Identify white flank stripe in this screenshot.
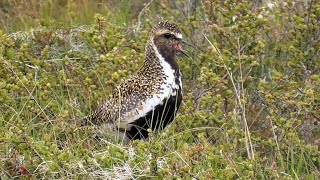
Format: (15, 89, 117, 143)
(123, 43, 179, 124)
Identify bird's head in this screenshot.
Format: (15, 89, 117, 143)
(150, 21, 187, 58)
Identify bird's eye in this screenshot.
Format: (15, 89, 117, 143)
(163, 33, 173, 39)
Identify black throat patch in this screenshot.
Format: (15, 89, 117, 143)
(153, 37, 180, 71)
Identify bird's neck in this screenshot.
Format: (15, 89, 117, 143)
(143, 41, 180, 73)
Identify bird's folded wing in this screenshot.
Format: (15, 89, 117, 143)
(89, 76, 162, 128)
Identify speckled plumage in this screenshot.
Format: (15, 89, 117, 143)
(91, 21, 184, 140)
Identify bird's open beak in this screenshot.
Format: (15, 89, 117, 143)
(182, 40, 194, 48)
(175, 40, 192, 58)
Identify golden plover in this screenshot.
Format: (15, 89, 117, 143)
(91, 21, 187, 140)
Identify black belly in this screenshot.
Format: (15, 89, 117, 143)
(126, 89, 182, 140)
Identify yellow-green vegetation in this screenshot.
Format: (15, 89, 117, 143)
(1, 0, 320, 179)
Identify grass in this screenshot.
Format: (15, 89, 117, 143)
(1, 0, 320, 179)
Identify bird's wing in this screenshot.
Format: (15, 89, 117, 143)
(115, 76, 163, 127)
(91, 75, 163, 130)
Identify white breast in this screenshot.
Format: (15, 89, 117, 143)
(122, 44, 180, 125)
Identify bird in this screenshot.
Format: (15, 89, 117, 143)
(90, 21, 187, 140)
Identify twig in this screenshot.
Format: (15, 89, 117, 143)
(134, 0, 155, 35)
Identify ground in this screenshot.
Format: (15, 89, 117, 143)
(0, 0, 319, 179)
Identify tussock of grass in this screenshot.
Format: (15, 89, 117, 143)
(1, 0, 320, 179)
